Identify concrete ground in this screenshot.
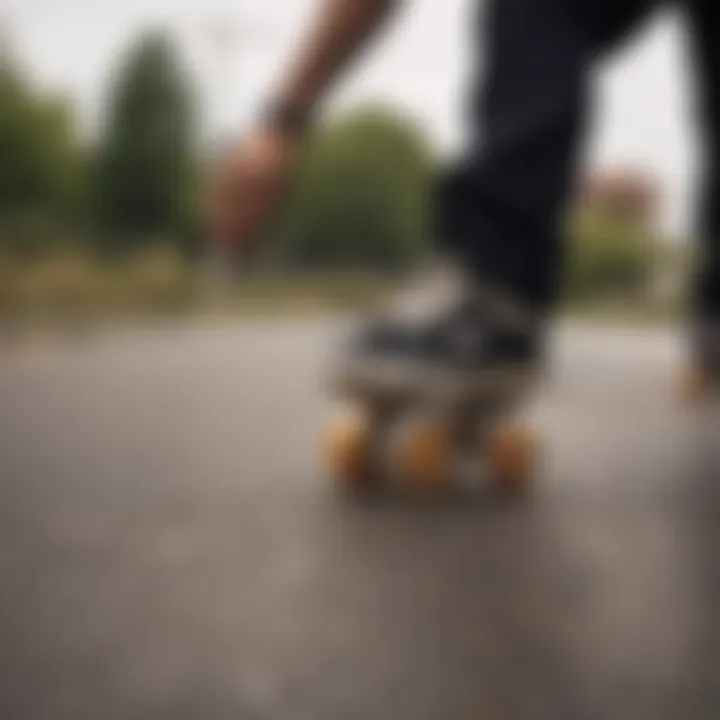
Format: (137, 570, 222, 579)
(0, 320, 717, 720)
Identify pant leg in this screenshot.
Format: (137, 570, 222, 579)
(686, 0, 720, 319)
(438, 0, 656, 311)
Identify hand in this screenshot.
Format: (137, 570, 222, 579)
(208, 125, 302, 259)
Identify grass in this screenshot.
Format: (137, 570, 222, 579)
(0, 249, 683, 333)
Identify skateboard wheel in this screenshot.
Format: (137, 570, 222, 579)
(485, 422, 538, 493)
(676, 366, 717, 404)
(325, 411, 375, 491)
(677, 367, 701, 404)
(396, 421, 453, 496)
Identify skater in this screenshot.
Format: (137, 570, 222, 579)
(209, 0, 720, 419)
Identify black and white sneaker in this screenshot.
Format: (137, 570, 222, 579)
(331, 262, 543, 404)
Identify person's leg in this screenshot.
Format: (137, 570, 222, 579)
(682, 0, 720, 386)
(438, 0, 656, 313)
(334, 0, 657, 399)
(686, 1, 720, 345)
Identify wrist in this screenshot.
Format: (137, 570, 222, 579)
(262, 100, 315, 138)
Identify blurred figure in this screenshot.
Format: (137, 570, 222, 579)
(209, 0, 720, 394)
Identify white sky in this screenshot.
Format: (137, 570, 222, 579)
(0, 0, 702, 236)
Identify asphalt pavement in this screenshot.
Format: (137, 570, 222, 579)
(0, 319, 717, 720)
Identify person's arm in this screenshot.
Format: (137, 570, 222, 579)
(209, 0, 400, 255)
(273, 0, 399, 119)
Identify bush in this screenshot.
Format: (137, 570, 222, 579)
(277, 106, 435, 269)
(0, 249, 19, 314)
(0, 244, 197, 319)
(118, 245, 196, 312)
(566, 210, 659, 303)
(12, 252, 109, 317)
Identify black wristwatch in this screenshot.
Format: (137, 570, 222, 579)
(263, 101, 315, 137)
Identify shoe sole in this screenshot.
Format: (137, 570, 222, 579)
(330, 356, 540, 406)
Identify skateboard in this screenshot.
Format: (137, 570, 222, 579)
(325, 365, 541, 496)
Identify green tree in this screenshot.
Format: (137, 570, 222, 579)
(94, 32, 198, 253)
(566, 209, 659, 302)
(277, 107, 435, 269)
(0, 60, 85, 254)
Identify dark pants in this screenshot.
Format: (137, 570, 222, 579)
(439, 0, 720, 317)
